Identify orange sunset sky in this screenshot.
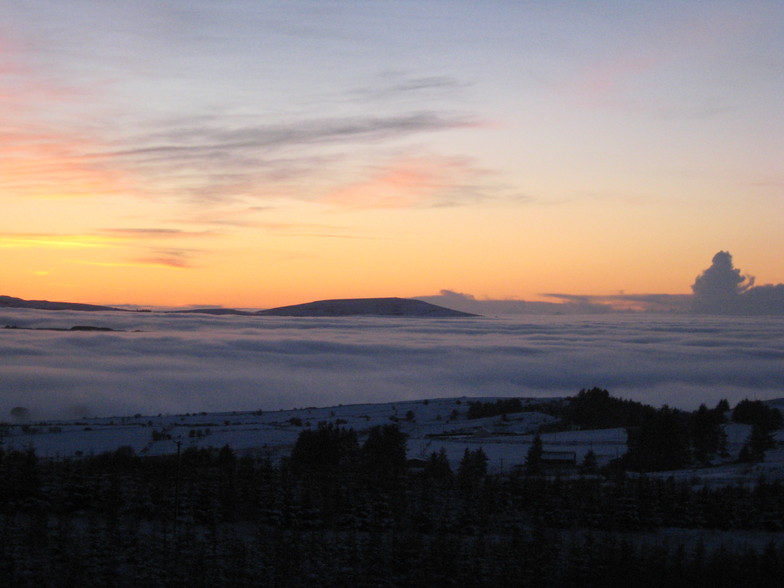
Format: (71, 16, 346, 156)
(2, 1, 782, 308)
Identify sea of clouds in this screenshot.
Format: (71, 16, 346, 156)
(1, 308, 783, 420)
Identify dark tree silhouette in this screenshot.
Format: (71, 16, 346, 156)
(746, 423, 776, 462)
(623, 406, 690, 472)
(690, 404, 727, 463)
(457, 448, 488, 497)
(290, 422, 359, 475)
(525, 434, 544, 476)
(733, 399, 783, 431)
(581, 450, 599, 475)
(423, 448, 453, 483)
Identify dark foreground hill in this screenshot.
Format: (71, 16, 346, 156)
(256, 297, 478, 317)
(2, 392, 783, 586)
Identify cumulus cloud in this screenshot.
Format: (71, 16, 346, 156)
(741, 284, 784, 314)
(1, 308, 782, 419)
(691, 251, 753, 312)
(424, 252, 782, 317)
(692, 251, 784, 315)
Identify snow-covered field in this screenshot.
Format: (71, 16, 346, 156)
(5, 396, 784, 487)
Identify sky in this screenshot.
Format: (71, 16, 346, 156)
(2, 1, 783, 308)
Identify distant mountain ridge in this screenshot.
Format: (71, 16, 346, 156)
(1, 295, 477, 318)
(257, 297, 477, 317)
(0, 295, 120, 312)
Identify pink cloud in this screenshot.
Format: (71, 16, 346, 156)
(0, 131, 134, 198)
(131, 256, 192, 269)
(564, 56, 656, 107)
(0, 33, 134, 199)
(323, 157, 480, 209)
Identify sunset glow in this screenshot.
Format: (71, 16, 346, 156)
(2, 1, 782, 308)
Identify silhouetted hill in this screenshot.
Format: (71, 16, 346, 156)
(0, 295, 120, 312)
(256, 297, 479, 317)
(1, 295, 477, 317)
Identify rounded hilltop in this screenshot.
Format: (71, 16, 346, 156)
(256, 297, 478, 318)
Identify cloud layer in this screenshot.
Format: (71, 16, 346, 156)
(1, 308, 782, 420)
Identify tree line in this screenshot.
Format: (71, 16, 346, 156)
(472, 388, 782, 471)
(1, 403, 784, 585)
(1, 390, 782, 585)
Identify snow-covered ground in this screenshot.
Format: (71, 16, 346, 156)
(5, 396, 782, 487)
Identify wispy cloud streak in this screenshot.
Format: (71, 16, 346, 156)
(87, 113, 481, 203)
(324, 156, 525, 209)
(1, 230, 207, 269)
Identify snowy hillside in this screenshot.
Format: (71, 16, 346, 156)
(5, 396, 784, 485)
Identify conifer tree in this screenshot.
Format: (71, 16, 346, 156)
(457, 448, 488, 497)
(748, 423, 775, 462)
(525, 434, 544, 476)
(581, 450, 598, 475)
